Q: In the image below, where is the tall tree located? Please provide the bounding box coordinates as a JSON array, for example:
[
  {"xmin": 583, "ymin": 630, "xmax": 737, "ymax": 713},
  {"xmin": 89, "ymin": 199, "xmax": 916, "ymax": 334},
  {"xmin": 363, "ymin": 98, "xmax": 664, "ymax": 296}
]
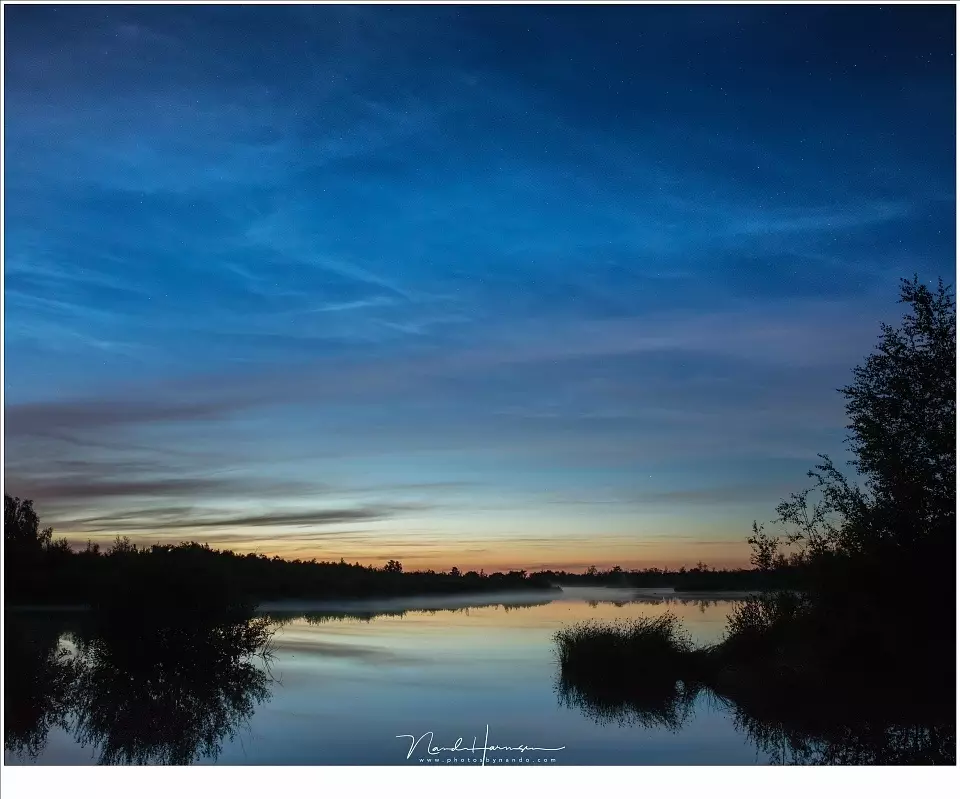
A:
[
  {"xmin": 841, "ymin": 276, "xmax": 956, "ymax": 549},
  {"xmin": 4, "ymin": 494, "xmax": 53, "ymax": 553},
  {"xmin": 750, "ymin": 277, "xmax": 956, "ymax": 567}
]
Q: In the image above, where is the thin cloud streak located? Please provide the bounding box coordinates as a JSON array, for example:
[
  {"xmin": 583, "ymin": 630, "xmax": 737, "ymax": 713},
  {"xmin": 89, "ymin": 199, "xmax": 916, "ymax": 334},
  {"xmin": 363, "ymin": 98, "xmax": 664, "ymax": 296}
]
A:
[{"xmin": 3, "ymin": 4, "xmax": 952, "ymax": 568}]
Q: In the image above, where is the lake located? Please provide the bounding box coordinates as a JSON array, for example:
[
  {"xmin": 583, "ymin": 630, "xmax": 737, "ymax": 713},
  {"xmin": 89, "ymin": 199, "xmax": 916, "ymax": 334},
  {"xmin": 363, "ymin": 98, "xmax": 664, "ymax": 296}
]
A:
[{"xmin": 4, "ymin": 587, "xmax": 951, "ymax": 766}]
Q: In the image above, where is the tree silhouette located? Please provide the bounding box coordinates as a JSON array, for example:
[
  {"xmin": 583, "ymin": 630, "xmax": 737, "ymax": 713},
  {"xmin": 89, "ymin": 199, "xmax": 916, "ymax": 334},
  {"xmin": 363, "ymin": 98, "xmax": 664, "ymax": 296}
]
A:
[
  {"xmin": 4, "ymin": 494, "xmax": 52, "ymax": 553},
  {"xmin": 842, "ymin": 276, "xmax": 955, "ymax": 549},
  {"xmin": 750, "ymin": 276, "xmax": 956, "ymax": 569}
]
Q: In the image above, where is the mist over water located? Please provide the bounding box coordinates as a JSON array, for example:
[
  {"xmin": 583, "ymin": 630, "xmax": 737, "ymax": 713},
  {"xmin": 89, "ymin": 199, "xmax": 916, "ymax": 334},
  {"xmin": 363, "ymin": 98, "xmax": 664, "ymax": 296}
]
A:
[{"xmin": 255, "ymin": 589, "xmax": 568, "ymax": 615}]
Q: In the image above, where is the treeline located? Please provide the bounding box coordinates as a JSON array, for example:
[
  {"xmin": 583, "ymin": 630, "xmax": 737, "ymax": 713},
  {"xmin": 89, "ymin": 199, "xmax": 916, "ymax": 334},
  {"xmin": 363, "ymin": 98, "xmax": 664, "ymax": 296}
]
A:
[
  {"xmin": 5, "ymin": 495, "xmax": 802, "ymax": 610},
  {"xmin": 5, "ymin": 524, "xmax": 797, "ymax": 609},
  {"xmin": 4, "ymin": 492, "xmax": 803, "ymax": 609},
  {"xmin": 4, "ymin": 503, "xmax": 558, "ymax": 610},
  {"xmin": 530, "ymin": 563, "xmax": 802, "ymax": 591}
]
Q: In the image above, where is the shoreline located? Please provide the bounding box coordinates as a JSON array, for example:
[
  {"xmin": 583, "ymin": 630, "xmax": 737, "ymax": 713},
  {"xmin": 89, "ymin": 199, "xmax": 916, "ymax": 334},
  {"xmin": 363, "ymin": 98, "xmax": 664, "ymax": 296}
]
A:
[{"xmin": 3, "ymin": 586, "xmax": 769, "ymax": 615}]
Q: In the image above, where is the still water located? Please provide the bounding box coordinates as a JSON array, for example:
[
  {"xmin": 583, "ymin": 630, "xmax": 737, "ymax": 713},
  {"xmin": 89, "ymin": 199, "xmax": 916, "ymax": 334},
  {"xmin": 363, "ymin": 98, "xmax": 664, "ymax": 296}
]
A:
[{"xmin": 4, "ymin": 588, "xmax": 950, "ymax": 766}]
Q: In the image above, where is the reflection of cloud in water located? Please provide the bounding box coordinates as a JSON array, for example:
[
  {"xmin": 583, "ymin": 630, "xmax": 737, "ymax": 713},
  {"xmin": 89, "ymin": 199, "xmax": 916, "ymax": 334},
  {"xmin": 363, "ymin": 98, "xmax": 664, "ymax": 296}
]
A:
[
  {"xmin": 258, "ymin": 588, "xmax": 745, "ymax": 626},
  {"xmin": 278, "ymin": 638, "xmax": 425, "ymax": 665}
]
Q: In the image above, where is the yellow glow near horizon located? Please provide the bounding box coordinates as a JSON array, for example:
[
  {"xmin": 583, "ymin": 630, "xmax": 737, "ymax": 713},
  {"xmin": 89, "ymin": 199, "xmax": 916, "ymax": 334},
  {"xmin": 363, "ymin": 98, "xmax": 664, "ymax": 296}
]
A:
[{"xmin": 64, "ymin": 528, "xmax": 754, "ymax": 572}]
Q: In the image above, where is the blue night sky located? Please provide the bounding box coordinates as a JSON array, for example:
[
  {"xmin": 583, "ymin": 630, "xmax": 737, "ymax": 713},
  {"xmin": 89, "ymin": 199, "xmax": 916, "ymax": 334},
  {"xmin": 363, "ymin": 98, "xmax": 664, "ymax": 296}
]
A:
[{"xmin": 3, "ymin": 3, "xmax": 955, "ymax": 570}]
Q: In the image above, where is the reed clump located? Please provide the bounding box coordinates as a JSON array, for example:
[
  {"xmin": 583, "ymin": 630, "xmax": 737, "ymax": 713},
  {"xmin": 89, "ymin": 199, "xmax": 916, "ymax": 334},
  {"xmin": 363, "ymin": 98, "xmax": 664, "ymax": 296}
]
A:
[{"xmin": 553, "ymin": 613, "xmax": 708, "ymax": 685}]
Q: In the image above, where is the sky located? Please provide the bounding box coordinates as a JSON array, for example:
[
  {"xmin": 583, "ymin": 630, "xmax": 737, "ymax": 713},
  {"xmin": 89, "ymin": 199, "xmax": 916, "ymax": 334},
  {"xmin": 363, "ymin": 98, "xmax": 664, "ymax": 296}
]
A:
[{"xmin": 3, "ymin": 3, "xmax": 955, "ymax": 572}]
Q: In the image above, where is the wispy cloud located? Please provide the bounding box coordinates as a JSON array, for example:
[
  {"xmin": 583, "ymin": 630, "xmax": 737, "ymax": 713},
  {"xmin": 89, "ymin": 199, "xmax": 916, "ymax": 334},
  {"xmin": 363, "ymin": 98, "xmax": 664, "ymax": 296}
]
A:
[
  {"xmin": 64, "ymin": 504, "xmax": 428, "ymax": 534},
  {"xmin": 3, "ymin": 4, "xmax": 952, "ymax": 568}
]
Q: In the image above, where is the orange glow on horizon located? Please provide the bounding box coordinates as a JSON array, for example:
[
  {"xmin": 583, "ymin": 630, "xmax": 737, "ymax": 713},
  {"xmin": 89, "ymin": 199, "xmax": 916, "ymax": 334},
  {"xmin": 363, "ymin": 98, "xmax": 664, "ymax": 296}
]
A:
[{"xmin": 63, "ymin": 531, "xmax": 754, "ymax": 573}]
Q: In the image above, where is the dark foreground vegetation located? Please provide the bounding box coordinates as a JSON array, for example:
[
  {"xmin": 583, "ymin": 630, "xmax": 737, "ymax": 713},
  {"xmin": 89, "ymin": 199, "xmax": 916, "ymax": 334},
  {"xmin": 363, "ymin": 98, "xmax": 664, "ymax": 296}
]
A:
[
  {"xmin": 554, "ymin": 613, "xmax": 706, "ymax": 730},
  {"xmin": 554, "ymin": 278, "xmax": 957, "ymax": 765},
  {"xmin": 554, "ymin": 609, "xmax": 955, "ymax": 764}
]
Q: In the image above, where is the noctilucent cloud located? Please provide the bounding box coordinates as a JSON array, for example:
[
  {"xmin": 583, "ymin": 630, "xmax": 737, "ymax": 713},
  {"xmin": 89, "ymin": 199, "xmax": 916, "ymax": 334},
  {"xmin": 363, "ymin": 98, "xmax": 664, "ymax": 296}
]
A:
[{"xmin": 3, "ymin": 4, "xmax": 955, "ymax": 570}]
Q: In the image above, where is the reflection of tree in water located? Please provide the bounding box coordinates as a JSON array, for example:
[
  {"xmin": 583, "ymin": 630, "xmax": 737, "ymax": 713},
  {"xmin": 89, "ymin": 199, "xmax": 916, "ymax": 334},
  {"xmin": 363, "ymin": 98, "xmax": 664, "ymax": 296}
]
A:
[
  {"xmin": 724, "ymin": 698, "xmax": 955, "ymax": 766},
  {"xmin": 261, "ymin": 598, "xmax": 552, "ymax": 627},
  {"xmin": 4, "ymin": 614, "xmax": 82, "ymax": 760},
  {"xmin": 556, "ymin": 665, "xmax": 954, "ymax": 765},
  {"xmin": 586, "ymin": 596, "xmax": 725, "ymax": 611},
  {"xmin": 69, "ymin": 615, "xmax": 276, "ymax": 765},
  {"xmin": 5, "ymin": 612, "xmax": 277, "ymax": 765},
  {"xmin": 555, "ymin": 673, "xmax": 698, "ymax": 731}
]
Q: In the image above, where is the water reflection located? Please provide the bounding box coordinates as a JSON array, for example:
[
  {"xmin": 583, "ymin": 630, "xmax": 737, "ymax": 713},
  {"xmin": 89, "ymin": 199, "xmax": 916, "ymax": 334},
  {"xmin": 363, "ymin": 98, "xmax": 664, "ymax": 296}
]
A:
[
  {"xmin": 260, "ymin": 596, "xmax": 555, "ymax": 626},
  {"xmin": 8, "ymin": 591, "xmax": 952, "ymax": 765},
  {"xmin": 5, "ymin": 616, "xmax": 81, "ymax": 760},
  {"xmin": 4, "ymin": 611, "xmax": 277, "ymax": 765},
  {"xmin": 585, "ymin": 595, "xmax": 733, "ymax": 613},
  {"xmin": 1, "ymin": 592, "xmax": 768, "ymax": 765},
  {"xmin": 6, "ymin": 596, "xmax": 555, "ymax": 764},
  {"xmin": 556, "ymin": 673, "xmax": 699, "ymax": 731},
  {"xmin": 555, "ymin": 652, "xmax": 955, "ymax": 765},
  {"xmin": 257, "ymin": 589, "xmax": 734, "ymax": 627},
  {"xmin": 729, "ymin": 703, "xmax": 956, "ymax": 765}
]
